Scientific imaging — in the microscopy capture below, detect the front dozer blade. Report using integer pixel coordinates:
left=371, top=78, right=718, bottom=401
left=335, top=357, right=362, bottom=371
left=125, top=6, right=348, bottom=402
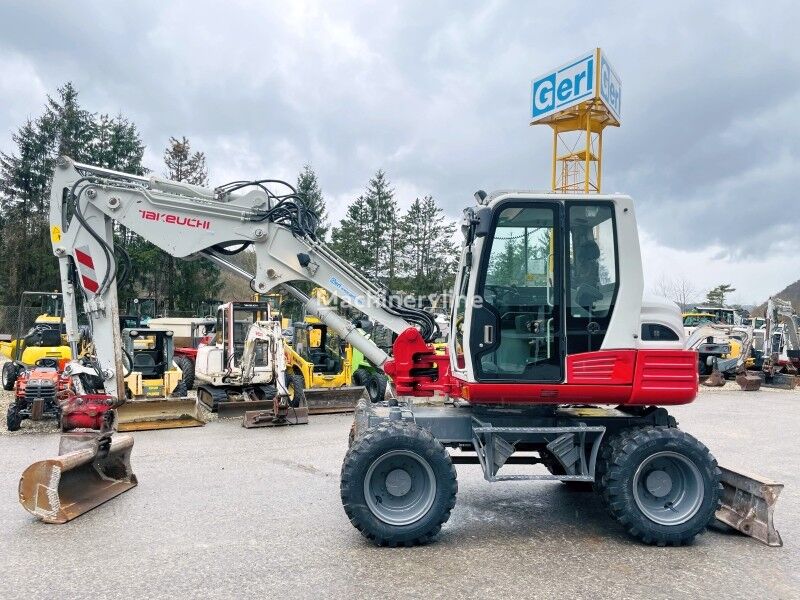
left=19, top=432, right=137, bottom=524
left=714, top=466, right=783, bottom=547
left=304, top=386, right=366, bottom=414
left=116, top=398, right=205, bottom=431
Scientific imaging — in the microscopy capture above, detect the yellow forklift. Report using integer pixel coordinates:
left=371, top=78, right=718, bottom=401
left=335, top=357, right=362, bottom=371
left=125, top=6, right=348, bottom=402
left=1, top=292, right=73, bottom=390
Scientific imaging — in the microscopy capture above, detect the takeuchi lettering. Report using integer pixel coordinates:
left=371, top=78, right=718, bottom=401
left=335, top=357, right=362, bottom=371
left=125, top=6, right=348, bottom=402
left=138, top=210, right=211, bottom=229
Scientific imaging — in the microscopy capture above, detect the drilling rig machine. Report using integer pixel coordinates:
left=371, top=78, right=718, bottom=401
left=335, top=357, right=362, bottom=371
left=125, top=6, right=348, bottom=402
left=19, top=157, right=781, bottom=547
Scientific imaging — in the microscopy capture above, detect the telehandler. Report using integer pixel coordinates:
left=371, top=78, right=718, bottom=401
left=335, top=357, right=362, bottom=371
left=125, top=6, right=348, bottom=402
left=19, top=157, right=782, bottom=549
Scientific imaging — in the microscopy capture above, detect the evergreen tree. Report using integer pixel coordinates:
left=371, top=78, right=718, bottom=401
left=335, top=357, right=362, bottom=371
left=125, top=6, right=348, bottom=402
left=159, top=136, right=221, bottom=312
left=164, top=136, right=208, bottom=185
left=363, top=170, right=399, bottom=286
left=331, top=195, right=373, bottom=273
left=399, top=196, right=458, bottom=295
left=705, top=283, right=736, bottom=306
left=296, top=164, right=329, bottom=239
left=0, top=83, right=148, bottom=305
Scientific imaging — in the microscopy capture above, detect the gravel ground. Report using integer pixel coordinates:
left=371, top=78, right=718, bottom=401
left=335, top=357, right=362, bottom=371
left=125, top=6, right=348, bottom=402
left=0, top=363, right=797, bottom=599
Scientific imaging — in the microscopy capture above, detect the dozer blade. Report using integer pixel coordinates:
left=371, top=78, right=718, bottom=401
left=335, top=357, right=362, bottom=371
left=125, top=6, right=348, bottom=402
left=216, top=399, right=275, bottom=418
left=304, top=386, right=366, bottom=415
left=116, top=397, right=205, bottom=432
left=19, top=432, right=137, bottom=524
left=714, top=466, right=783, bottom=547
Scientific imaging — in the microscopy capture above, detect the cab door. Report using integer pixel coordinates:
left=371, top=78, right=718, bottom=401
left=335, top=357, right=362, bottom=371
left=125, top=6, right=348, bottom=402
left=469, top=202, right=563, bottom=382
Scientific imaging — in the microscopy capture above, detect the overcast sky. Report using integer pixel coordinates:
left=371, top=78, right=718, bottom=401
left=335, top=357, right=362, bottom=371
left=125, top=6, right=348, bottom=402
left=1, top=1, right=798, bottom=305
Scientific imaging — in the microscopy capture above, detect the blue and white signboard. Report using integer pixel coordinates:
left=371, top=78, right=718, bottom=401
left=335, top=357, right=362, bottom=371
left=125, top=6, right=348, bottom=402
left=598, top=51, right=621, bottom=122
left=530, top=49, right=621, bottom=124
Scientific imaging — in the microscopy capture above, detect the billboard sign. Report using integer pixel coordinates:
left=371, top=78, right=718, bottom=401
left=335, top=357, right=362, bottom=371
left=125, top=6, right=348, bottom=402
left=530, top=49, right=621, bottom=124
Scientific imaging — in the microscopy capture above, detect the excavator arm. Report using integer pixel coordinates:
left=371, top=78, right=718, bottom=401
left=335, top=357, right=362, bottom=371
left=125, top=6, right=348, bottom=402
left=49, top=156, right=436, bottom=398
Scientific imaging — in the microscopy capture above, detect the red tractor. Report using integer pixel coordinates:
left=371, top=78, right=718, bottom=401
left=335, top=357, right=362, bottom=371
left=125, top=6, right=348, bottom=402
left=6, top=358, right=73, bottom=431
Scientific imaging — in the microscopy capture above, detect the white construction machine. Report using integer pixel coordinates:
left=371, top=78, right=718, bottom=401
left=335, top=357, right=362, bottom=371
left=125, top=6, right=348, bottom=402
left=18, top=158, right=782, bottom=549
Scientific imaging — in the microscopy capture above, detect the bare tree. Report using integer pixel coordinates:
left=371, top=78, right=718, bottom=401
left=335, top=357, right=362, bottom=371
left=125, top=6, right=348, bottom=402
left=652, top=273, right=697, bottom=311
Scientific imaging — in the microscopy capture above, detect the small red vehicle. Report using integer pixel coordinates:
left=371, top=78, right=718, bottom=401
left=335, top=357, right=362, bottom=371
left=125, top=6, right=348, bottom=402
left=6, top=358, right=72, bottom=431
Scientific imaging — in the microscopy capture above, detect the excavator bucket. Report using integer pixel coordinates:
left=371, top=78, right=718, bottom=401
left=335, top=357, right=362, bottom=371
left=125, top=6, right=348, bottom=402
left=304, top=386, right=367, bottom=414
left=19, top=432, right=137, bottom=524
left=714, top=466, right=783, bottom=547
left=116, top=397, right=205, bottom=431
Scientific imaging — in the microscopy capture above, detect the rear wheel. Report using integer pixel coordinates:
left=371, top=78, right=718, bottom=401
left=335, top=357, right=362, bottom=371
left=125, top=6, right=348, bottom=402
left=2, top=362, right=19, bottom=391
left=6, top=404, right=23, bottom=431
left=352, top=367, right=370, bottom=386
left=285, top=372, right=306, bottom=408
left=173, top=355, right=195, bottom=390
left=341, top=421, right=457, bottom=546
left=597, top=426, right=721, bottom=546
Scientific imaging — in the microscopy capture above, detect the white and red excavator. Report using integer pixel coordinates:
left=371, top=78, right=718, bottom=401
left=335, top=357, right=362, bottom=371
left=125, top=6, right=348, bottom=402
left=17, top=157, right=781, bottom=548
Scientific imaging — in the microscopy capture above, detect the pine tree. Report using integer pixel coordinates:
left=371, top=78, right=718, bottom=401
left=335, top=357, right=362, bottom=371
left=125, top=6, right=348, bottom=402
left=157, top=136, right=221, bottom=312
left=363, top=170, right=399, bottom=287
left=398, top=196, right=458, bottom=295
left=164, top=136, right=208, bottom=185
left=331, top=195, right=373, bottom=273
left=296, top=164, right=329, bottom=239
left=0, top=83, right=107, bottom=303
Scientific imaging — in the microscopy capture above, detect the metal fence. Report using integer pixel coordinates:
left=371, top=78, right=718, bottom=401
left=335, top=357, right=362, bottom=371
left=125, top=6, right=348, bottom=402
left=0, top=306, right=48, bottom=337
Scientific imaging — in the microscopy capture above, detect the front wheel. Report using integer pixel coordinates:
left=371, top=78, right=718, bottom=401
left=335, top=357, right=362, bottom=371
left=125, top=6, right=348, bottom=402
left=341, top=421, right=457, bottom=546
left=285, top=372, right=306, bottom=408
left=6, top=404, right=23, bottom=431
left=597, top=426, right=721, bottom=546
left=2, top=362, right=19, bottom=391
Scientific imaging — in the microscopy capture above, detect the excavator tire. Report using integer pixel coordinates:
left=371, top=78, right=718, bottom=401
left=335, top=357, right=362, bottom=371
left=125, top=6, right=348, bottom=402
left=2, top=361, right=19, bottom=391
left=285, top=372, right=306, bottom=409
left=173, top=355, right=195, bottom=390
left=365, top=371, right=388, bottom=403
left=597, top=426, right=721, bottom=546
left=341, top=420, right=457, bottom=546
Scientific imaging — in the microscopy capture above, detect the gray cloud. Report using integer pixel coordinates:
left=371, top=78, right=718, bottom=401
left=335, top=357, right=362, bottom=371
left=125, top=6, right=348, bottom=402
left=0, top=0, right=798, bottom=296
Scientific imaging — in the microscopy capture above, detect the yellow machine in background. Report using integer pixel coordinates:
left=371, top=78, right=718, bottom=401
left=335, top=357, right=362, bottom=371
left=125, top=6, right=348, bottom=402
left=116, top=328, right=203, bottom=431
left=1, top=292, right=74, bottom=390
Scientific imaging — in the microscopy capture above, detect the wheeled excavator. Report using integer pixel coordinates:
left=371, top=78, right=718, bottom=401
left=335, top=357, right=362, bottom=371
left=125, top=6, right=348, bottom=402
left=18, top=157, right=782, bottom=548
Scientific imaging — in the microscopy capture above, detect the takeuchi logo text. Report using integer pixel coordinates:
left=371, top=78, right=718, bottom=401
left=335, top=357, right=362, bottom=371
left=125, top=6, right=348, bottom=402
left=138, top=210, right=211, bottom=230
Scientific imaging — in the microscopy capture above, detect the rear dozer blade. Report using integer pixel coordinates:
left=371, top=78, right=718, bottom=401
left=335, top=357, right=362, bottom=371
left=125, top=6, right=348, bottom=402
left=116, top=398, right=205, bottom=431
left=714, top=466, right=783, bottom=547
left=19, top=432, right=137, bottom=524
left=216, top=399, right=275, bottom=418
left=304, top=386, right=366, bottom=414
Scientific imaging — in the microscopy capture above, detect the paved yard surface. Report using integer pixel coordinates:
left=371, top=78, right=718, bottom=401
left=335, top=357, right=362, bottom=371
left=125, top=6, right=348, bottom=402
left=0, top=387, right=797, bottom=599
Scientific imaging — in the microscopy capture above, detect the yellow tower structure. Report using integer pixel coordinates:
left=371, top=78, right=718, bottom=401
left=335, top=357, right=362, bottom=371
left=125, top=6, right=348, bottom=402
left=530, top=48, right=621, bottom=193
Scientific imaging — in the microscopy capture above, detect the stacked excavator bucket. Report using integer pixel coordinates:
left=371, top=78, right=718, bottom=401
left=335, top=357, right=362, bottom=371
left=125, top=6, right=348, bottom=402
left=116, top=397, right=205, bottom=431
left=19, top=432, right=137, bottom=523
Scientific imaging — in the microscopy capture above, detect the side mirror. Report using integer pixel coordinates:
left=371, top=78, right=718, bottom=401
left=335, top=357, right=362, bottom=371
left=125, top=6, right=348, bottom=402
left=474, top=206, right=492, bottom=238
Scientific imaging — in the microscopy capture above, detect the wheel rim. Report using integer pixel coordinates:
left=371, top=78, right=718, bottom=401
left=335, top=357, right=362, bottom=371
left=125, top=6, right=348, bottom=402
left=632, top=451, right=704, bottom=526
left=364, top=450, right=436, bottom=526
